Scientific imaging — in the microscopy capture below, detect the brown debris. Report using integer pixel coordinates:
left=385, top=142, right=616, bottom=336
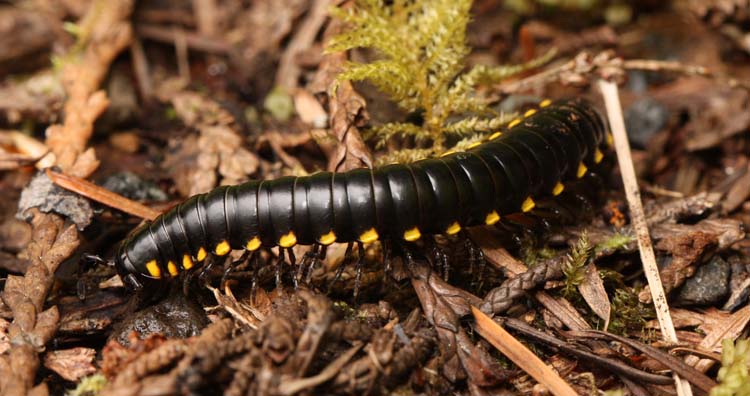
left=45, top=0, right=134, bottom=179
left=309, top=8, right=373, bottom=172
left=409, top=261, right=509, bottom=388
left=0, top=210, right=79, bottom=396
left=0, top=2, right=134, bottom=395
left=1, top=2, right=750, bottom=395
left=0, top=8, right=56, bottom=75
left=161, top=90, right=259, bottom=196
left=0, top=71, right=65, bottom=125
left=43, top=347, right=97, bottom=382
left=232, top=0, right=310, bottom=85
left=649, top=231, right=717, bottom=297
left=482, top=255, right=566, bottom=315
left=684, top=87, right=750, bottom=151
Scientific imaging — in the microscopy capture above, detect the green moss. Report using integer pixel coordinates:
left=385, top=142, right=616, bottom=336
left=562, top=231, right=592, bottom=297
left=67, top=374, right=107, bottom=396
left=328, top=0, right=553, bottom=156
left=711, top=339, right=750, bottom=396
left=605, top=287, right=652, bottom=335
left=263, top=86, right=296, bottom=121
left=594, top=232, right=634, bottom=255
left=520, top=237, right=556, bottom=268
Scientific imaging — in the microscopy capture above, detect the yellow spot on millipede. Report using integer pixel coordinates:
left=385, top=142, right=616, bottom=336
left=522, top=197, right=536, bottom=212
left=215, top=240, right=231, bottom=256
left=196, top=247, right=207, bottom=261
left=246, top=237, right=261, bottom=251
left=489, top=131, right=502, bottom=140
left=403, top=227, right=421, bottom=241
left=539, top=99, right=552, bottom=108
left=577, top=162, right=588, bottom=178
left=524, top=109, right=537, bottom=118
left=167, top=261, right=179, bottom=276
left=359, top=228, right=379, bottom=243
left=552, top=182, right=565, bottom=196
left=319, top=230, right=337, bottom=245
left=445, top=222, right=461, bottom=235
left=441, top=150, right=456, bottom=157
left=467, top=141, right=481, bottom=149
left=594, top=149, right=604, bottom=164
left=145, top=260, right=161, bottom=278
left=485, top=211, right=500, bottom=225
left=606, top=133, right=614, bottom=146
left=182, top=254, right=194, bottom=270
left=508, top=119, right=521, bottom=128
left=279, top=231, right=297, bottom=248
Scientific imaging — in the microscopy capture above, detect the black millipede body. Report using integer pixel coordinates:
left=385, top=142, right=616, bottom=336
left=114, top=98, right=610, bottom=281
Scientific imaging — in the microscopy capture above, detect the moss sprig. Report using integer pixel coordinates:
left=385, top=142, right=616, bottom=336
left=562, top=231, right=593, bottom=297
left=605, top=288, right=652, bottom=335
left=328, top=0, right=554, bottom=156
left=711, top=339, right=750, bottom=396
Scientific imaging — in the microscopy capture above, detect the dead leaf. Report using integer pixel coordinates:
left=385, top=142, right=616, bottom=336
left=293, top=89, right=328, bottom=128
left=577, top=262, right=611, bottom=330
left=723, top=162, right=750, bottom=213
left=308, top=11, right=372, bottom=172
left=535, top=292, right=591, bottom=331
left=43, top=348, right=97, bottom=382
left=162, top=91, right=259, bottom=196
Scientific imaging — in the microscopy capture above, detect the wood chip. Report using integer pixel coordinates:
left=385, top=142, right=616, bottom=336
left=472, top=307, right=577, bottom=396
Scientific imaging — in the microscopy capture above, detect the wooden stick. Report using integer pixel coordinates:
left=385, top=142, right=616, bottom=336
left=472, top=307, right=577, bottom=396
left=46, top=168, right=161, bottom=221
left=598, top=79, right=693, bottom=396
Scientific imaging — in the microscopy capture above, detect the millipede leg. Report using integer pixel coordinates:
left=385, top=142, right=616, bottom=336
left=287, top=248, right=298, bottom=289
left=295, top=243, right=321, bottom=283
left=328, top=242, right=353, bottom=292
left=403, top=247, right=415, bottom=269
left=353, top=242, right=365, bottom=300
left=250, top=252, right=260, bottom=298
left=197, top=255, right=216, bottom=287
left=382, top=240, right=392, bottom=279
left=123, top=273, right=143, bottom=290
left=297, top=245, right=315, bottom=285
left=571, top=191, right=594, bottom=214
left=221, top=250, right=251, bottom=289
left=305, top=245, right=328, bottom=284
left=538, top=202, right=572, bottom=223
left=275, top=248, right=285, bottom=290
left=425, top=237, right=449, bottom=281
left=462, top=232, right=485, bottom=280
left=537, top=217, right=552, bottom=234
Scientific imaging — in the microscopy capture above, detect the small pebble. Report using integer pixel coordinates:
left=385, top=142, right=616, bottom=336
left=624, top=97, right=669, bottom=148
left=100, top=172, right=168, bottom=202
left=675, top=256, right=730, bottom=306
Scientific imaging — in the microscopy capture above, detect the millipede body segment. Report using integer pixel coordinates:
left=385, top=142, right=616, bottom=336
left=114, top=98, right=609, bottom=280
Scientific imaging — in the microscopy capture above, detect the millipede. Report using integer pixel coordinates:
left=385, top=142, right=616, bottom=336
left=113, top=98, right=610, bottom=285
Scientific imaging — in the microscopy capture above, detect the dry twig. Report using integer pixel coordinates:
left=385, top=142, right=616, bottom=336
left=472, top=308, right=577, bottom=396
left=599, top=79, right=693, bottom=396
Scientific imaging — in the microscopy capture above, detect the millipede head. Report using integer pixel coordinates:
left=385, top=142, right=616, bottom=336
left=113, top=242, right=144, bottom=287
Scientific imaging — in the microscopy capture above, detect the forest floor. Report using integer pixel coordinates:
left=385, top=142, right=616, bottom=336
left=0, top=1, right=749, bottom=395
